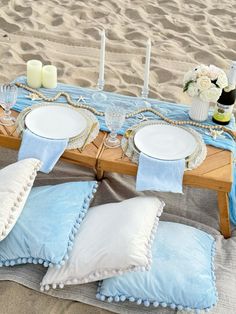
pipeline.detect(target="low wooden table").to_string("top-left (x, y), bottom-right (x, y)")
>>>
top-left (97, 135), bottom-right (234, 239)
top-left (0, 109), bottom-right (234, 238)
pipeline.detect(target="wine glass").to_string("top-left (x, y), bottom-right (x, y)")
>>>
top-left (0, 84), bottom-right (18, 126)
top-left (104, 101), bottom-right (126, 148)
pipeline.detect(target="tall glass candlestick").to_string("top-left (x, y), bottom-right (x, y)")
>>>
top-left (136, 39), bottom-right (152, 112)
top-left (97, 29), bottom-right (106, 90)
top-left (141, 39), bottom-right (151, 98)
top-left (92, 29), bottom-right (107, 105)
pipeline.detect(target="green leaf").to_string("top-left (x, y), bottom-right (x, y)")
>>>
top-left (183, 80), bottom-right (194, 92)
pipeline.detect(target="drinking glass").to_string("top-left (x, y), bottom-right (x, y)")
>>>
top-left (0, 84), bottom-right (18, 126)
top-left (104, 102), bottom-right (126, 148)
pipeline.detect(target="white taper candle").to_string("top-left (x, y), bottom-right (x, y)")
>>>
top-left (143, 39), bottom-right (151, 91)
top-left (98, 30), bottom-right (106, 84)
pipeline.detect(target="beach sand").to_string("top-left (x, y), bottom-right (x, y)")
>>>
top-left (0, 1), bottom-right (235, 313)
top-left (0, 0), bottom-right (235, 105)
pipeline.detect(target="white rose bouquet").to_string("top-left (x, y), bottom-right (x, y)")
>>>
top-left (183, 64), bottom-right (228, 102)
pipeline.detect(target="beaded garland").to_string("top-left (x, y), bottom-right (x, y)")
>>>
top-left (15, 82), bottom-right (104, 117)
top-left (15, 82), bottom-right (236, 141)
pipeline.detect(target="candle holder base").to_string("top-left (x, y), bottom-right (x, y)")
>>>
top-left (135, 98), bottom-right (151, 108)
top-left (91, 79), bottom-right (107, 104)
top-left (0, 114), bottom-right (16, 126)
top-left (141, 86), bottom-right (149, 99)
top-left (91, 91), bottom-right (107, 103)
top-left (136, 86), bottom-right (151, 109)
top-left (96, 79), bottom-right (105, 91)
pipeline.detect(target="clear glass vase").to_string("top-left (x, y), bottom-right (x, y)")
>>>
top-left (189, 96), bottom-right (209, 122)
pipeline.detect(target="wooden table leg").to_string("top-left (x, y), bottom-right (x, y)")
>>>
top-left (218, 191), bottom-right (231, 238)
top-left (96, 168), bottom-right (104, 181)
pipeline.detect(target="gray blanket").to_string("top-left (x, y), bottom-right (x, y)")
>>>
top-left (0, 148), bottom-right (235, 314)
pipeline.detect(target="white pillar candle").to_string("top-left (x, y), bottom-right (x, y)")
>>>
top-left (42, 65), bottom-right (57, 89)
top-left (98, 30), bottom-right (106, 83)
top-left (27, 60), bottom-right (42, 89)
top-left (143, 39), bottom-right (151, 91)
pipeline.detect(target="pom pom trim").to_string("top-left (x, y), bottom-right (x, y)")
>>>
top-left (40, 198), bottom-right (164, 291)
top-left (0, 160), bottom-right (42, 241)
top-left (0, 180), bottom-right (98, 270)
top-left (95, 239), bottom-right (218, 313)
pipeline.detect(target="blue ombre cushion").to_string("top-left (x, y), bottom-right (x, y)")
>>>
top-left (97, 222), bottom-right (217, 313)
top-left (0, 181), bottom-right (98, 268)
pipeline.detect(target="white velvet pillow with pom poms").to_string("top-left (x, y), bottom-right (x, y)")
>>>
top-left (40, 196), bottom-right (164, 291)
top-left (0, 158), bottom-right (41, 241)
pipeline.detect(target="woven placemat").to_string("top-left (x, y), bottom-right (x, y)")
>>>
top-left (16, 103), bottom-right (99, 150)
top-left (121, 121), bottom-right (207, 171)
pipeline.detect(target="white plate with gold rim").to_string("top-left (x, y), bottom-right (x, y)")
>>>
top-left (134, 124), bottom-right (198, 160)
top-left (25, 105), bottom-right (88, 140)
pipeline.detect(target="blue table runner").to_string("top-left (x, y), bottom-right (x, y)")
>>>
top-left (12, 76), bottom-right (236, 224)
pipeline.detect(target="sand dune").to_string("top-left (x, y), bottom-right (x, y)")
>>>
top-left (0, 0), bottom-right (235, 106)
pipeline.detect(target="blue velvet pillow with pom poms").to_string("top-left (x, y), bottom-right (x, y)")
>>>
top-left (0, 181), bottom-right (98, 268)
top-left (97, 221), bottom-right (217, 313)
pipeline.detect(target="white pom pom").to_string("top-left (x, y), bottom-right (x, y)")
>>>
top-left (100, 295), bottom-right (105, 301)
top-left (45, 285), bottom-right (50, 291)
top-left (153, 301), bottom-right (159, 307)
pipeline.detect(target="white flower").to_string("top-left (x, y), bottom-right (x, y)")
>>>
top-left (209, 64), bottom-right (221, 80)
top-left (216, 72), bottom-right (228, 88)
top-left (183, 64), bottom-right (228, 99)
top-left (200, 85), bottom-right (222, 102)
top-left (187, 82), bottom-right (199, 97)
top-left (183, 70), bottom-right (196, 84)
top-left (224, 84), bottom-right (235, 92)
top-left (196, 64), bottom-right (210, 77)
top-left (196, 76), bottom-right (211, 91)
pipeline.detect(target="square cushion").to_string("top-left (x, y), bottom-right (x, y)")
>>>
top-left (0, 158), bottom-right (41, 241)
top-left (40, 196), bottom-right (164, 290)
top-left (96, 222), bottom-right (217, 313)
top-left (0, 181), bottom-right (98, 268)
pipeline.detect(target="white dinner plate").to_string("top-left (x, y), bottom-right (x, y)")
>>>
top-left (134, 124), bottom-right (198, 160)
top-left (25, 105), bottom-right (88, 140)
